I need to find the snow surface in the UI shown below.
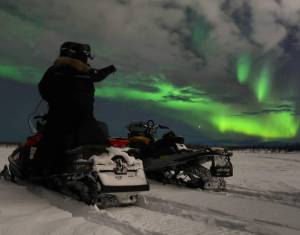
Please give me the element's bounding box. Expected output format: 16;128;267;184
1;145;300;235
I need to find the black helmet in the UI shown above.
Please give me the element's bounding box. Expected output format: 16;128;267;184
60;41;93;63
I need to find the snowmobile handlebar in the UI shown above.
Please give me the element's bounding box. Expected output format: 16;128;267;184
127;120;171;137
142;120;170;135
143;120;169;130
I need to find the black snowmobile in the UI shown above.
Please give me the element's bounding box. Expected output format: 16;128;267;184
126;120;233;190
0;115;149;207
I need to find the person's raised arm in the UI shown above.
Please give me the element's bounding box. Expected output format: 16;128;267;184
89;65;116;82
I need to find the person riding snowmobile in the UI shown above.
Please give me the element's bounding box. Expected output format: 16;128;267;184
35;41;116;175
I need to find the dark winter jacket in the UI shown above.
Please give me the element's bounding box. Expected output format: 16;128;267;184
38;57;115;144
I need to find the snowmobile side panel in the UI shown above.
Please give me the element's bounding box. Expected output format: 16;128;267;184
143;150;213;171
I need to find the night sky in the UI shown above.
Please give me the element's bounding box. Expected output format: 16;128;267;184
0;0;299;143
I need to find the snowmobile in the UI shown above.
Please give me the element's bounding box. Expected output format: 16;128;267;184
126;120;233;190
0;115;149;207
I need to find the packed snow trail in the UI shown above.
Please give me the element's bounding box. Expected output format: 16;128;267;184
0;181;122;235
5;181;253;235
1;146;300;235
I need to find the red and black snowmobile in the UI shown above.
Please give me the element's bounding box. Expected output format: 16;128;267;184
1;115;149;207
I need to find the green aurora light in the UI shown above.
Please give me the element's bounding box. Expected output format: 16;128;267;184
255;65;271;103
236;54;252;84
189;17;215;57
0;63;299;140
212;112;298;139
96;73;299;139
0;64;41;84
192;22;210;51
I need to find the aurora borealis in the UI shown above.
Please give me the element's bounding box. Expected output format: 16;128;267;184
0;0;300;143
255;65;271;103
1;62;298;140
236;54;251;84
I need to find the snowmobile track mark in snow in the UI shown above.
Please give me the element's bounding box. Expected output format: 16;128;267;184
20;181;155;235
136;189;290;235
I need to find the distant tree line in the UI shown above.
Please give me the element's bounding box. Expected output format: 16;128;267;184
0;142;20;146
226;143;300;152
187;143;300;152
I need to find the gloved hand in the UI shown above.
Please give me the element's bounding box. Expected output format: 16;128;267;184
89;65;117;82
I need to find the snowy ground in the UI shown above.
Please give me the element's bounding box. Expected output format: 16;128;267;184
0;146;300;235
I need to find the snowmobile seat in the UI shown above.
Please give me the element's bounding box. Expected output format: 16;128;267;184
161;131;184;144
66;145;108;160
128;135;153;148
64;145;109;173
